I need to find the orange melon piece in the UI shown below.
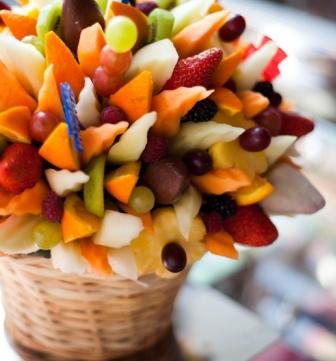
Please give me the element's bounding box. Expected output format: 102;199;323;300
45;31;85;99
173;10;230;58
80;238;112;276
192;168;251;195
111;1;148;50
39;122;80;171
81;122;129;163
0;10;37;40
110;71;153;123
0;181;49;216
238;91;270;118
105;162;141;204
212;49;243;87
0;61;36;112
37;65;64;121
0;189;13;209
210;88;243;116
77;23;106;78
209;2;224;13
0;106;31;143
62;194;101;243
105;162;140;204
152;87;213;138
205;231;238;259
120;204;154;235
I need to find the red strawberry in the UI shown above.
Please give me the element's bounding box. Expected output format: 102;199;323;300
280;111;315;137
0;144;42;194
223;205;278;247
164;48;223;90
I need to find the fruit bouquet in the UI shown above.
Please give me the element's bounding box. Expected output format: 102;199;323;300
0;0;325;359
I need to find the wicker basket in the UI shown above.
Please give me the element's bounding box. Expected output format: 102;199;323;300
0;255;187;361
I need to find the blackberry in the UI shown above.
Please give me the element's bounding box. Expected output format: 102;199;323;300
270;92;282;107
253;81;274;98
181;99;218;123
202;195;237;219
32;250;51;259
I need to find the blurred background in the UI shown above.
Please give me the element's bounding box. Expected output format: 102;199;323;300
185;0;336;360
1;0;335;360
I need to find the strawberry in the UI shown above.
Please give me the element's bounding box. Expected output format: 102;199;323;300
164;48;223;90
223;205;278;247
0;144;42;194
280;111;315;137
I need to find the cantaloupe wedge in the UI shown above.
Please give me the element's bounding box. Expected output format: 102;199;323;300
173;10;230;58
120;204;154;235
0;181;49;216
80;238;112;276
37;65;64;121
110;71;153;123
62;194;101;243
0;106;31;143
212;49;243;87
81;122;129;163
205;231;238;259
105;162;140;204
45;31;85;99
192;168;251;195
209;2;224;13
39;123;80;171
0;10;37;40
0;61;36;112
0;189;13;209
77;23;106;79
210;88;243;116
152;86;213;137
110;1;148;50
238;91;270;118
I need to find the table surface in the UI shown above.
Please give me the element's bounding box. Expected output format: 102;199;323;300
0;285;279;361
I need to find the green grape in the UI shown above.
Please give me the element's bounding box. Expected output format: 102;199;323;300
105;16;138;54
0;135;8;155
32;220;62;250
148;8;174;43
157;0;175;9
36;2;62;44
129;186;155;214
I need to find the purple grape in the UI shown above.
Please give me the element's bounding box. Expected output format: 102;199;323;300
136;1;158;15
239;127;271;152
183;150;212;175
254;107;282;136
219;15;246;42
162;242;187;273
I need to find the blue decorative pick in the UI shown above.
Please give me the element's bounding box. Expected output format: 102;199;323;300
60;82;83;154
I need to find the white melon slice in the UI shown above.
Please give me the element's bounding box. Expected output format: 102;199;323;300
94;211;144;248
261;163;325;215
265;135;297;165
235;41;278;91
174;186;202;240
0;215;41;254
171;0;215;35
0;34;46;97
76;77;101;128
108;112;157;164
108;247;138;280
51;242;89;275
45;169;90;197
126;39;179;93
170;121;244;155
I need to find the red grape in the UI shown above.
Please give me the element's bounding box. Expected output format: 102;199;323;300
100;105;129;125
183;149;212;175
29;111;59;143
219;15;246;42
0;1;10;10
239;127;271;152
93;66;122;97
136;1;158;15
161;242;187;273
100;45;132;76
254;107;282;136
